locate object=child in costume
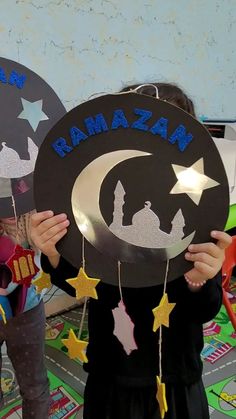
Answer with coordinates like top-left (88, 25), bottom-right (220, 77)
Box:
top-left (30, 83), bottom-right (232, 419)
top-left (0, 214), bottom-right (50, 418)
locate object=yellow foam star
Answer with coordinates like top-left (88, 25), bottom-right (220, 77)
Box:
top-left (66, 267), bottom-right (100, 300)
top-left (156, 376), bottom-right (168, 418)
top-left (61, 329), bottom-right (88, 363)
top-left (33, 272), bottom-right (52, 294)
top-left (152, 293), bottom-right (176, 332)
top-left (0, 305), bottom-right (6, 324)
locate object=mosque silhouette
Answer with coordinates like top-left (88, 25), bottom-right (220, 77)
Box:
top-left (109, 181), bottom-right (185, 248)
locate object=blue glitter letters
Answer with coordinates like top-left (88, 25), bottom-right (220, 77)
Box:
top-left (8, 71), bottom-right (26, 89)
top-left (0, 68), bottom-right (26, 89)
top-left (85, 113), bottom-right (108, 136)
top-left (150, 117), bottom-right (168, 139)
top-left (111, 109), bottom-right (129, 129)
top-left (131, 108), bottom-right (152, 131)
top-left (70, 126), bottom-right (87, 146)
top-left (52, 137), bottom-right (73, 158)
top-left (0, 67), bottom-right (7, 84)
top-left (169, 125), bottom-right (193, 151)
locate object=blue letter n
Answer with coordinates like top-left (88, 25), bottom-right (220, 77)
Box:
top-left (169, 125), bottom-right (193, 151)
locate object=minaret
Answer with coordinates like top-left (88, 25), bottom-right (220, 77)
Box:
top-left (110, 181), bottom-right (125, 229)
top-left (170, 209), bottom-right (185, 240)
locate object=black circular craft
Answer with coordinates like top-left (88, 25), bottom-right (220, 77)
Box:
top-left (34, 93), bottom-right (229, 287)
top-left (0, 57), bottom-right (66, 217)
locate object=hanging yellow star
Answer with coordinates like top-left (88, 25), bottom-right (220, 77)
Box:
top-left (33, 272), bottom-right (52, 294)
top-left (156, 376), bottom-right (168, 418)
top-left (152, 293), bottom-right (176, 332)
top-left (61, 329), bottom-right (88, 363)
top-left (66, 267), bottom-right (100, 300)
top-left (0, 304), bottom-right (6, 324)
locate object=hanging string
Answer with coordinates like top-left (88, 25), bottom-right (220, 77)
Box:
top-left (87, 91), bottom-right (109, 101)
top-left (117, 260), bottom-right (123, 301)
top-left (162, 259), bottom-right (169, 296)
top-left (132, 84), bottom-right (159, 98)
top-left (82, 233), bottom-right (86, 270)
top-left (11, 195), bottom-right (20, 244)
top-left (158, 258), bottom-right (170, 381)
top-left (78, 235), bottom-right (88, 340)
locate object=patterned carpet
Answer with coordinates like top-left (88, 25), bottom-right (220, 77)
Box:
top-left (202, 280), bottom-right (236, 418)
top-left (0, 284), bottom-right (235, 418)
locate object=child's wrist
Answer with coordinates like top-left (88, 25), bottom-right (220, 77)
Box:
top-left (185, 276), bottom-right (207, 292)
top-left (48, 254), bottom-right (60, 269)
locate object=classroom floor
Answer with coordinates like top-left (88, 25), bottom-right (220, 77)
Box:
top-left (0, 284), bottom-right (235, 419)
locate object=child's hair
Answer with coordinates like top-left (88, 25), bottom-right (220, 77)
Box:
top-left (0, 211), bottom-right (35, 248)
top-left (121, 82), bottom-right (196, 117)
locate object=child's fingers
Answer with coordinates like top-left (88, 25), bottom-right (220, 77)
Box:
top-left (185, 263), bottom-right (216, 282)
top-left (185, 251), bottom-right (216, 268)
top-left (188, 232), bottom-right (232, 256)
top-left (185, 267), bottom-right (205, 283)
top-left (30, 212), bottom-right (69, 256)
top-left (32, 213), bottom-right (68, 236)
top-left (211, 230), bottom-right (232, 250)
top-left (184, 231), bottom-right (231, 285)
top-left (40, 220), bottom-right (70, 243)
top-left (31, 211), bottom-right (54, 227)
top-left (193, 261), bottom-right (217, 278)
top-left (45, 229), bottom-right (68, 248)
top-left (187, 242), bottom-right (220, 258)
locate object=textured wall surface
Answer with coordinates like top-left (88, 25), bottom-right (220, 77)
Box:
top-left (0, 0), bottom-right (235, 118)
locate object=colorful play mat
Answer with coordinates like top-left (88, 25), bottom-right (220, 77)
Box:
top-left (0, 281), bottom-right (235, 419)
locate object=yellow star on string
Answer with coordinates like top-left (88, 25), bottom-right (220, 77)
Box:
top-left (61, 329), bottom-right (88, 363)
top-left (33, 272), bottom-right (52, 294)
top-left (152, 293), bottom-right (176, 332)
top-left (156, 376), bottom-right (168, 418)
top-left (66, 267), bottom-right (100, 300)
top-left (0, 304), bottom-right (6, 324)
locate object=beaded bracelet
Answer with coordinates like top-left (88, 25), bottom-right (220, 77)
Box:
top-left (185, 276), bottom-right (207, 288)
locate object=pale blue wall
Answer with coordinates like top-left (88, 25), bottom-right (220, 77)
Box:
top-left (0, 0), bottom-right (235, 119)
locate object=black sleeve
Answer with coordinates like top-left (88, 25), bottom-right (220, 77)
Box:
top-left (181, 272), bottom-right (223, 324)
top-left (41, 254), bottom-right (77, 297)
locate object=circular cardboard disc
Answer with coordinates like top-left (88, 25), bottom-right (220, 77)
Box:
top-left (34, 93), bottom-right (229, 287)
top-left (0, 57), bottom-right (66, 217)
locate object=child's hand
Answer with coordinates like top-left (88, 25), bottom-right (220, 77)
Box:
top-left (30, 211), bottom-right (70, 261)
top-left (184, 230), bottom-right (232, 286)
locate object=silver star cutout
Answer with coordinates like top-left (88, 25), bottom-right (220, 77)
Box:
top-left (17, 98), bottom-right (49, 131)
top-left (170, 158), bottom-right (220, 205)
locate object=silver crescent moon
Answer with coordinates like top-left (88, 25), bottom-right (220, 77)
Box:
top-left (71, 150), bottom-right (195, 263)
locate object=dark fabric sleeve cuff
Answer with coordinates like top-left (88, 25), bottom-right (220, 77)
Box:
top-left (183, 272), bottom-right (223, 323)
top-left (41, 253), bottom-right (77, 297)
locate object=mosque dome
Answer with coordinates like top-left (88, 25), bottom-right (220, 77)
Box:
top-left (0, 138), bottom-right (38, 178)
top-left (132, 201), bottom-right (161, 229)
top-left (0, 142), bottom-right (20, 167)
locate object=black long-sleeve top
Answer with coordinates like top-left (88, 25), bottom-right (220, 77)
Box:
top-left (42, 254), bottom-right (222, 386)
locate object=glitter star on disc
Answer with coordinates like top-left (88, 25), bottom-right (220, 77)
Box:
top-left (17, 98), bottom-right (49, 131)
top-left (170, 158), bottom-right (219, 205)
top-left (152, 293), bottom-right (176, 332)
top-left (66, 267), bottom-right (100, 300)
top-left (61, 329), bottom-right (88, 362)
